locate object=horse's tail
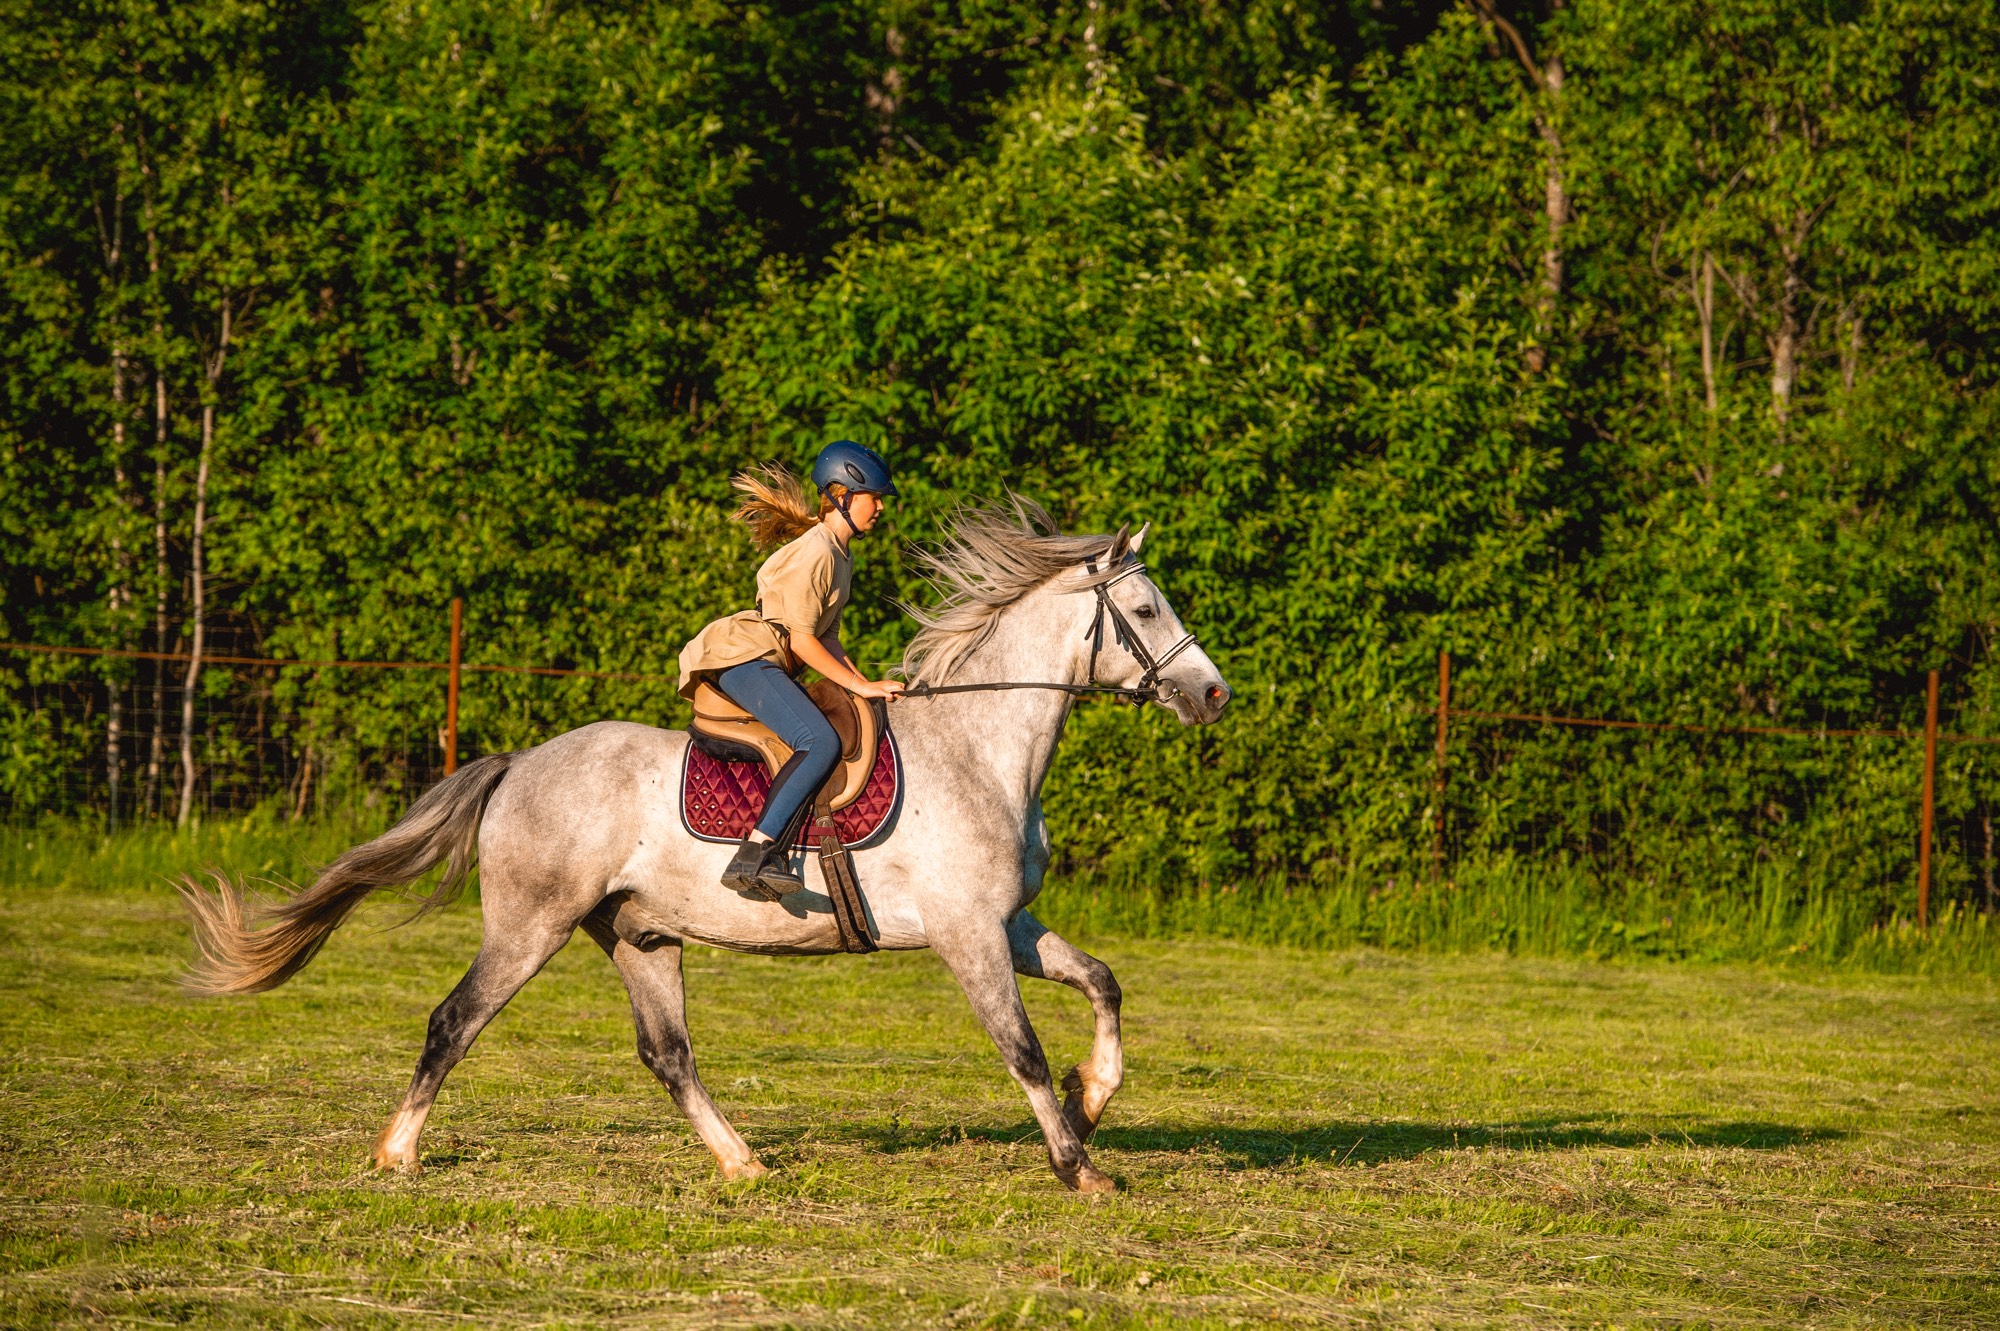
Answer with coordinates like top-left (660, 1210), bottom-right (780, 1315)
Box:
top-left (178, 752), bottom-right (516, 996)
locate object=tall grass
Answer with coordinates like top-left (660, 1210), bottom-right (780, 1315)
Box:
top-left (0, 809), bottom-right (384, 896)
top-left (1038, 855), bottom-right (2000, 974)
top-left (6, 814), bottom-right (1994, 973)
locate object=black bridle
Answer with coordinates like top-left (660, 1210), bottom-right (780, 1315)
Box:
top-left (901, 558), bottom-right (1200, 706)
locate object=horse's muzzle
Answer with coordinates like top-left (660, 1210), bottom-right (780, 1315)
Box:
top-left (1159, 678), bottom-right (1231, 725)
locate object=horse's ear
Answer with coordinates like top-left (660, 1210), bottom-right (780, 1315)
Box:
top-left (1129, 521), bottom-right (1150, 557)
top-left (1103, 522), bottom-right (1132, 567)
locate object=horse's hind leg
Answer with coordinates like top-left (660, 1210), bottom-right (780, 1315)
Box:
top-left (1007, 911), bottom-right (1123, 1143)
top-left (581, 911), bottom-right (765, 1181)
top-left (372, 918), bottom-right (572, 1172)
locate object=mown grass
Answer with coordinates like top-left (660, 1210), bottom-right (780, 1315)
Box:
top-left (2, 822), bottom-right (1999, 1327)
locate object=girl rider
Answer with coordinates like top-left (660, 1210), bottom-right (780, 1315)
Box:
top-left (677, 442), bottom-right (904, 898)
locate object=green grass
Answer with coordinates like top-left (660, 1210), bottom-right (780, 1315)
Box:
top-left (3, 824), bottom-right (1999, 1327)
top-left (9, 816), bottom-right (1995, 973)
top-left (1042, 859), bottom-right (2000, 974)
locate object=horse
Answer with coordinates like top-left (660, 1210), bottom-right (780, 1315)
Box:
top-left (178, 500), bottom-right (1232, 1193)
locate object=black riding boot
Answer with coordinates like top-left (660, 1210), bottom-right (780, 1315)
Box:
top-left (754, 839), bottom-right (804, 897)
top-left (721, 838), bottom-right (776, 899)
top-left (722, 836), bottom-right (804, 900)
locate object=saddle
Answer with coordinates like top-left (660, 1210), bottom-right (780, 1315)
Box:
top-left (684, 678), bottom-right (895, 954)
top-left (688, 678), bottom-right (881, 812)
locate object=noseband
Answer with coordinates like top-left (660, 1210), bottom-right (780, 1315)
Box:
top-left (1082, 558), bottom-right (1200, 705)
top-left (902, 557), bottom-right (1203, 705)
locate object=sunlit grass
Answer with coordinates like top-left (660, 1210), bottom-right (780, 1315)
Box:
top-left (1044, 857), bottom-right (2000, 974)
top-left (2, 824), bottom-right (1997, 1326)
top-left (9, 817), bottom-right (1993, 973)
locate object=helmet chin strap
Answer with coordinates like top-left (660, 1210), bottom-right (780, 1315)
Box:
top-left (833, 491), bottom-right (862, 539)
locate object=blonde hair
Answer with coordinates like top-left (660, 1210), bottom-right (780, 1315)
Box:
top-left (731, 463), bottom-right (844, 551)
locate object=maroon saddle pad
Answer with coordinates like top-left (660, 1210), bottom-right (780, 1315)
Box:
top-left (679, 732), bottom-right (901, 849)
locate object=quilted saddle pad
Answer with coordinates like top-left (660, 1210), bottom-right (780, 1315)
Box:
top-left (679, 732), bottom-right (901, 849)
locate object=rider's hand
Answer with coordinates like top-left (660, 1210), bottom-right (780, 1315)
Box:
top-left (857, 679), bottom-right (905, 702)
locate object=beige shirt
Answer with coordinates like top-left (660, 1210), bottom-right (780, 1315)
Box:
top-left (677, 524), bottom-right (852, 697)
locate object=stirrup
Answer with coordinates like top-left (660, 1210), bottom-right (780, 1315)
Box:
top-left (754, 841), bottom-right (805, 897)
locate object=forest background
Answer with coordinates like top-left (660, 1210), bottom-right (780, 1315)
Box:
top-left (3, 0), bottom-right (1997, 960)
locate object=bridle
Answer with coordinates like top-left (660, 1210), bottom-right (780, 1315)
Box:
top-left (901, 557), bottom-right (1201, 707)
top-left (1080, 557), bottom-right (1200, 705)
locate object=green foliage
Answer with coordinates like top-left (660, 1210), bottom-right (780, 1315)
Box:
top-left (721, 78), bottom-right (1564, 888)
top-left (2, 1), bottom-right (1997, 935)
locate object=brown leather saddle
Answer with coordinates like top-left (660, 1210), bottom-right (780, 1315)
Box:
top-left (688, 678), bottom-right (882, 811)
top-left (687, 678), bottom-right (884, 953)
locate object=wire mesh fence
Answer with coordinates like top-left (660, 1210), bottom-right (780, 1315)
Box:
top-left (1432, 652), bottom-right (2000, 923)
top-left (3, 635), bottom-right (1995, 924)
top-left (0, 630), bottom-right (680, 830)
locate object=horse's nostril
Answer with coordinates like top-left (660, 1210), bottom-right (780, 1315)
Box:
top-left (1205, 683), bottom-right (1229, 706)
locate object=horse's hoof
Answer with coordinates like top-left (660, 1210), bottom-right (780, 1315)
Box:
top-left (1070, 1165), bottom-right (1118, 1195)
top-left (1061, 1069), bottom-right (1099, 1142)
top-left (721, 1157), bottom-right (769, 1182)
top-left (370, 1127), bottom-right (423, 1174)
top-left (1061, 1064), bottom-right (1118, 1144)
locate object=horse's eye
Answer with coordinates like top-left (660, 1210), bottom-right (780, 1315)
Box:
top-left (1136, 604), bottom-right (1157, 619)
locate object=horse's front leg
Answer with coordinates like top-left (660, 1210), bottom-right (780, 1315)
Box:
top-left (931, 922), bottom-right (1116, 1193)
top-left (1007, 910), bottom-right (1123, 1143)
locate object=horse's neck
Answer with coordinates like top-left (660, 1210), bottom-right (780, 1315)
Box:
top-left (907, 582), bottom-right (1087, 812)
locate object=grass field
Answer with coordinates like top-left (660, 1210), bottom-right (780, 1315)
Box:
top-left (3, 826), bottom-right (1999, 1327)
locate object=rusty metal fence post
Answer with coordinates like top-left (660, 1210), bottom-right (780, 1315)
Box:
top-left (1434, 650), bottom-right (1451, 876)
top-left (1919, 667), bottom-right (1939, 927)
top-left (444, 597), bottom-right (463, 776)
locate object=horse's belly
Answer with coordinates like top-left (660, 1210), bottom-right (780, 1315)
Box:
top-left (622, 858), bottom-right (928, 956)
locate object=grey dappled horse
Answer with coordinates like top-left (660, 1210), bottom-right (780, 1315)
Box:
top-left (180, 505), bottom-right (1231, 1193)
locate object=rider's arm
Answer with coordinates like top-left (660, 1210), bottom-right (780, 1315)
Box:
top-left (817, 634), bottom-right (855, 672)
top-left (791, 634), bottom-right (902, 701)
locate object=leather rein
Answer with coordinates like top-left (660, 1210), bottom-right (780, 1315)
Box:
top-left (900, 559), bottom-right (1200, 707)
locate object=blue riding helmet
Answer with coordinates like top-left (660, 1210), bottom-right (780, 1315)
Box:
top-left (811, 440), bottom-right (898, 498)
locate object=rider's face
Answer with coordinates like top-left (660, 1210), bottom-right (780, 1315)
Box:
top-left (846, 490), bottom-right (887, 533)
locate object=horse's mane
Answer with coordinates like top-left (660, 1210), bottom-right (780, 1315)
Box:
top-left (900, 496), bottom-right (1121, 685)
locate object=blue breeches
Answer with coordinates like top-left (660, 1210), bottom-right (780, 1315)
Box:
top-left (715, 659), bottom-right (841, 839)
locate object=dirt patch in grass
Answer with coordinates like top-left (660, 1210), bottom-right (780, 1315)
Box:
top-left (2, 880), bottom-right (1996, 1327)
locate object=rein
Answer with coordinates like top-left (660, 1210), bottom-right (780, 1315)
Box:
top-left (901, 559), bottom-right (1199, 708)
top-left (901, 679), bottom-right (1152, 702)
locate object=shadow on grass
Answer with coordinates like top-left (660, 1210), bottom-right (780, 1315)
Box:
top-left (806, 1115), bottom-right (1842, 1167)
top-left (1091, 1117), bottom-right (1841, 1166)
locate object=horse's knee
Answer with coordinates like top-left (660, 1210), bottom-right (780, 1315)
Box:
top-left (1091, 963), bottom-right (1122, 1011)
top-left (1064, 953), bottom-right (1120, 1014)
top-left (1013, 1045), bottom-right (1055, 1091)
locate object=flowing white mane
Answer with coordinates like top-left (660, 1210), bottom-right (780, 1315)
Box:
top-left (900, 496), bottom-right (1122, 685)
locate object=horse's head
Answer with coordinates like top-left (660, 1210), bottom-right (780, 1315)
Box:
top-left (1078, 523), bottom-right (1231, 726)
